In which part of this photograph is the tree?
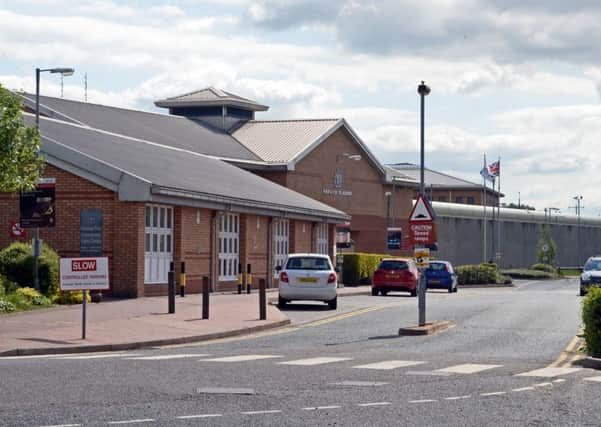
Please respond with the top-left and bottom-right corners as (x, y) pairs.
(0, 84), (44, 192)
(537, 225), (557, 265)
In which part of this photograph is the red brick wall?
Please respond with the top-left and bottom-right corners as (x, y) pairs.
(290, 220), (312, 253)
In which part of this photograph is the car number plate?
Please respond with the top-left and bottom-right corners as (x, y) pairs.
(386, 274), (399, 279)
(299, 277), (318, 283)
(429, 279), (440, 284)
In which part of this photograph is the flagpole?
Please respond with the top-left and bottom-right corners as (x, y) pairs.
(483, 154), (487, 263)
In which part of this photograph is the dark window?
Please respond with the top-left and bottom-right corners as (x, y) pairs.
(286, 257), (331, 270)
(227, 107), (253, 119)
(455, 196), (464, 204)
(378, 260), (408, 270)
(171, 106), (222, 117)
(467, 196), (475, 204)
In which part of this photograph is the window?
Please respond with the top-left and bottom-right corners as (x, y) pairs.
(467, 196), (475, 204)
(144, 204), (173, 284)
(274, 219), (289, 277)
(219, 213), (239, 281)
(316, 223), (328, 255)
(286, 256), (332, 270)
(455, 196), (464, 204)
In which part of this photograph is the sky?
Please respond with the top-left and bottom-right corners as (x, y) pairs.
(2, 0), (601, 217)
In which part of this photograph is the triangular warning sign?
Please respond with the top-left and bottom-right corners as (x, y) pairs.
(408, 194), (435, 222)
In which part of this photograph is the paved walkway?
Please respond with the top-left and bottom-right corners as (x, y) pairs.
(0, 286), (370, 356)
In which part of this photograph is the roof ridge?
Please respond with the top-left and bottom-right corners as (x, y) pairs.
(247, 118), (341, 123)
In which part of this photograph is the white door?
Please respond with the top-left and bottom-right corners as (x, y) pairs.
(144, 204), (173, 284)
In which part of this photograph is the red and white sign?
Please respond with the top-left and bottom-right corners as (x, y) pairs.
(60, 257), (110, 290)
(9, 221), (26, 238)
(408, 195), (437, 246)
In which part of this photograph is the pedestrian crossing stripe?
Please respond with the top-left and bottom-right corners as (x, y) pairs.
(515, 367), (581, 378)
(436, 364), (502, 374)
(583, 376), (601, 382)
(278, 357), (352, 366)
(200, 355), (283, 362)
(353, 360), (425, 370)
(126, 354), (210, 360)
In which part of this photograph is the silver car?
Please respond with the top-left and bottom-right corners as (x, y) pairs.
(580, 256), (601, 296)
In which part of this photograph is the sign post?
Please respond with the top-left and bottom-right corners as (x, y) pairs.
(59, 257), (109, 339)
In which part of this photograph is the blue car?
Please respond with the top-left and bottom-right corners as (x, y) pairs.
(425, 261), (458, 293)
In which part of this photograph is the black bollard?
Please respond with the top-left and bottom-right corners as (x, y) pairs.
(237, 263), (243, 294)
(180, 261), (186, 297)
(168, 261), (175, 314)
(259, 278), (266, 320)
(202, 275), (210, 319)
(246, 264), (252, 294)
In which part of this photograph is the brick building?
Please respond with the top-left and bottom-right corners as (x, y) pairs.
(2, 88), (417, 297)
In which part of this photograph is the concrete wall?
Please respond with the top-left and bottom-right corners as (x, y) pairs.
(433, 202), (601, 268)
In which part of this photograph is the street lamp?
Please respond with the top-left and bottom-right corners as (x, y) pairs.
(33, 66), (75, 291)
(417, 80), (430, 327)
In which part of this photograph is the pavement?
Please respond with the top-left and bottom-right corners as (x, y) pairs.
(0, 285), (371, 357)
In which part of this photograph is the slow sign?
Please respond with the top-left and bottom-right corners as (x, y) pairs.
(60, 257), (110, 291)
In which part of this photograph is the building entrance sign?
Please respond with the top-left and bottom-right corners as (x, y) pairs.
(80, 209), (103, 257)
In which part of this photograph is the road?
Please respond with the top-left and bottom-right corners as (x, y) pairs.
(1, 279), (600, 426)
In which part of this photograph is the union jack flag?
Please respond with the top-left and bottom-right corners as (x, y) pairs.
(488, 160), (500, 177)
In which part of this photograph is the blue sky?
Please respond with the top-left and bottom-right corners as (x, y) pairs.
(2, 0), (601, 216)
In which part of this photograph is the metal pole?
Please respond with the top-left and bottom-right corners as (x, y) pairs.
(417, 81), (430, 327)
(168, 262), (175, 314)
(259, 278), (266, 320)
(34, 68), (41, 292)
(202, 275), (209, 319)
(82, 290), (87, 339)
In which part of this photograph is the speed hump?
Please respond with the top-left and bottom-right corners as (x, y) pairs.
(414, 247), (430, 267)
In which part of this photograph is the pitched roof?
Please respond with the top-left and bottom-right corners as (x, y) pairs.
(232, 119), (340, 163)
(27, 114), (348, 222)
(154, 87), (269, 111)
(20, 93), (261, 162)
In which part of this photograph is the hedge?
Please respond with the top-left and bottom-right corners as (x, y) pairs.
(531, 263), (557, 274)
(501, 269), (556, 280)
(0, 242), (60, 296)
(582, 287), (601, 357)
(342, 252), (388, 285)
(456, 264), (500, 285)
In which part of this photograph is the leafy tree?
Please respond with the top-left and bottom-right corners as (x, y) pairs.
(0, 84), (44, 192)
(537, 225), (557, 265)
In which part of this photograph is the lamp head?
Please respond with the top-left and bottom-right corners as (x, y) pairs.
(50, 68), (75, 76)
(418, 81), (431, 96)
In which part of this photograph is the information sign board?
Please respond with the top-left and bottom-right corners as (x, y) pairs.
(19, 178), (56, 228)
(60, 257), (110, 291)
(80, 209), (103, 256)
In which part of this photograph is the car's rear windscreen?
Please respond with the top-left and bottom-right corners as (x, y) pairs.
(378, 260), (408, 270)
(286, 257), (330, 270)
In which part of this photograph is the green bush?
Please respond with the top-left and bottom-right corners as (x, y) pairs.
(52, 290), (90, 305)
(342, 252), (389, 285)
(15, 287), (51, 306)
(582, 287), (601, 357)
(456, 264), (500, 285)
(531, 263), (557, 274)
(0, 298), (15, 313)
(0, 242), (60, 296)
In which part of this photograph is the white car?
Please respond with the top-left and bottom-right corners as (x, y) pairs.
(276, 253), (338, 309)
(580, 256), (601, 296)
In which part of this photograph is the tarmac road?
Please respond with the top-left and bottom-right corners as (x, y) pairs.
(1, 279), (600, 426)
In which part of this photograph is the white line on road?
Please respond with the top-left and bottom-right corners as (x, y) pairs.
(279, 357), (352, 366)
(552, 379), (567, 383)
(444, 395), (471, 400)
(437, 364), (503, 374)
(38, 424), (81, 427)
(302, 406), (342, 411)
(515, 367), (581, 377)
(584, 376), (601, 383)
(353, 360), (425, 370)
(409, 399), (438, 403)
(240, 410), (282, 415)
(127, 354), (210, 360)
(176, 414), (222, 419)
(512, 386), (535, 392)
(200, 355), (283, 362)
(107, 419), (154, 425)
(534, 382), (553, 387)
(58, 353), (142, 360)
(481, 391), (506, 396)
(358, 402), (391, 407)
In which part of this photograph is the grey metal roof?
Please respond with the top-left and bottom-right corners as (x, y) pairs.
(232, 119), (340, 164)
(383, 165), (419, 185)
(432, 201), (601, 227)
(389, 163), (483, 188)
(154, 87), (269, 111)
(20, 93), (261, 162)
(27, 114), (348, 222)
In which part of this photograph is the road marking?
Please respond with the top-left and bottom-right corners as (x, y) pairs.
(176, 414), (222, 419)
(481, 391), (506, 396)
(108, 419), (154, 425)
(200, 355), (283, 362)
(406, 370), (452, 377)
(279, 357), (352, 366)
(300, 305), (393, 328)
(552, 379), (566, 383)
(240, 410), (282, 415)
(515, 367), (581, 378)
(512, 386), (535, 392)
(353, 360), (425, 370)
(550, 335), (581, 367)
(58, 353), (141, 360)
(196, 387), (255, 395)
(330, 381), (389, 386)
(358, 402), (390, 407)
(38, 424), (81, 427)
(302, 406), (341, 411)
(0, 354), (79, 360)
(436, 364), (502, 374)
(584, 376), (601, 382)
(534, 382), (553, 387)
(444, 395), (471, 400)
(126, 354), (209, 360)
(409, 399), (437, 403)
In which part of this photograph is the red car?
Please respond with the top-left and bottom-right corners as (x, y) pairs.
(372, 258), (419, 297)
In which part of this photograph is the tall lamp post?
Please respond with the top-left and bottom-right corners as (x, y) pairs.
(417, 80), (430, 327)
(33, 67), (74, 291)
